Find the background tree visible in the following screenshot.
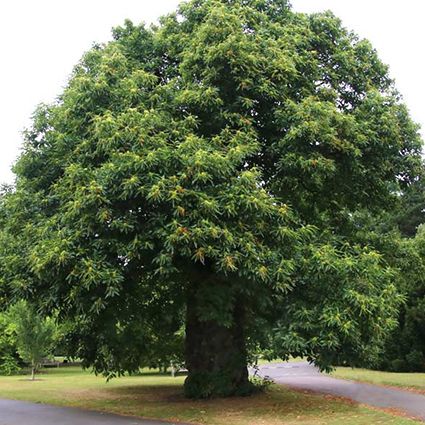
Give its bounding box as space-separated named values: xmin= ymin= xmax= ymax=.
xmin=0 ymin=0 xmax=423 ymax=397
xmin=7 ymin=301 xmax=55 ymax=380
xmin=362 ymin=213 xmax=425 ymax=373
xmin=393 ymin=179 xmax=425 ymax=238
xmin=380 ymin=226 xmax=425 ymax=372
xmin=0 ymin=312 xmax=20 ymax=376
xmin=330 ymin=175 xmax=425 ymax=372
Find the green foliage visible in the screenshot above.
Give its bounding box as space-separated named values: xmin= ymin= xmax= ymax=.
xmin=7 ymin=301 xmax=56 ymax=378
xmin=0 ymin=0 xmax=423 ymax=395
xmin=0 ymin=300 xmax=57 ymax=376
xmin=377 ymin=226 xmax=425 ymax=372
xmin=335 ymin=198 xmax=425 ymax=372
xmin=0 ymin=312 xmax=20 ymax=375
xmin=393 ymin=180 xmax=425 ymax=237
xmin=0 ymin=354 xmax=20 ymax=376
xmin=269 ymin=241 xmax=403 ymax=370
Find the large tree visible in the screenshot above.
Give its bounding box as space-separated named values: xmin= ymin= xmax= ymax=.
xmin=1 ymin=0 xmax=423 ymax=397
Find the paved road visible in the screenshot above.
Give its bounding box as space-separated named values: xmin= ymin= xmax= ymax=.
xmin=257 ymin=361 xmax=425 ymax=421
xmin=0 ymin=399 xmax=180 ymax=425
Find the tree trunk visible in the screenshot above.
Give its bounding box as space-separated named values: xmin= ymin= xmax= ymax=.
xmin=184 ymin=276 xmax=253 ymax=398
xmin=31 ymin=367 xmax=35 ymax=381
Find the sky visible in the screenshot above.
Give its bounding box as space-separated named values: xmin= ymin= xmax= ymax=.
xmin=1 ymin=0 xmax=424 ymax=185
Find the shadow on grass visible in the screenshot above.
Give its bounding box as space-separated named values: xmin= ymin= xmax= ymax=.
xmin=101 ymin=382 xmax=362 ymax=417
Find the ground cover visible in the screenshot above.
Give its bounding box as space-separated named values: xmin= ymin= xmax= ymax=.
xmin=0 ymin=367 xmax=421 ymax=424
xmin=330 ymin=367 xmax=425 ymax=394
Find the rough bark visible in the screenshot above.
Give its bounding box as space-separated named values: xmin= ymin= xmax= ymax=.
xmin=184 ymin=276 xmax=254 ymax=398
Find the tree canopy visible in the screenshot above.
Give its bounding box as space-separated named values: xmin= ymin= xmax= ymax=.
xmin=0 ymin=0 xmax=423 ymax=397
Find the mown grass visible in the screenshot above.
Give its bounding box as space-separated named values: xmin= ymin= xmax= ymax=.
xmin=255 ymin=356 xmax=304 ymax=366
xmin=0 ymin=367 xmax=421 ymax=424
xmin=330 ymin=367 xmax=425 ymax=394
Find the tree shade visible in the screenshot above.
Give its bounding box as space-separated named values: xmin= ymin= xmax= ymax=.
xmin=0 ymin=0 xmax=423 ymax=397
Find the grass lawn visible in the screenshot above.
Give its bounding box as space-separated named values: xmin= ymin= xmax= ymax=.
xmin=0 ymin=367 xmax=421 ymax=424
xmin=256 ymin=356 xmax=304 ymax=366
xmin=330 ymin=367 xmax=425 ymax=394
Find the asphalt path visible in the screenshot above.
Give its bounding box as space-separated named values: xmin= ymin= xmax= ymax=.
xmin=257 ymin=361 xmax=425 ymax=421
xmin=0 ymin=399 xmax=180 ymax=425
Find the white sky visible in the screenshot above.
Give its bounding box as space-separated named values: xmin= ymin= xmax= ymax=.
xmin=1 ymin=0 xmax=424 ymax=185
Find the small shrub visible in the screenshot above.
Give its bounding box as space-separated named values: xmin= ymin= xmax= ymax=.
xmin=0 ymin=354 xmax=20 ymax=376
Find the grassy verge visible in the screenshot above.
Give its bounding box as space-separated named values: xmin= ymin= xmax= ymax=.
xmin=0 ymin=367 xmax=420 ymax=424
xmin=330 ymin=367 xmax=425 ymax=394
xmin=255 ymin=357 xmax=304 ymax=366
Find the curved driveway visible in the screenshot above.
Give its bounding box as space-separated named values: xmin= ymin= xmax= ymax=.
xmin=0 ymin=399 xmax=179 ymax=425
xmin=257 ymin=361 xmax=425 ymax=421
